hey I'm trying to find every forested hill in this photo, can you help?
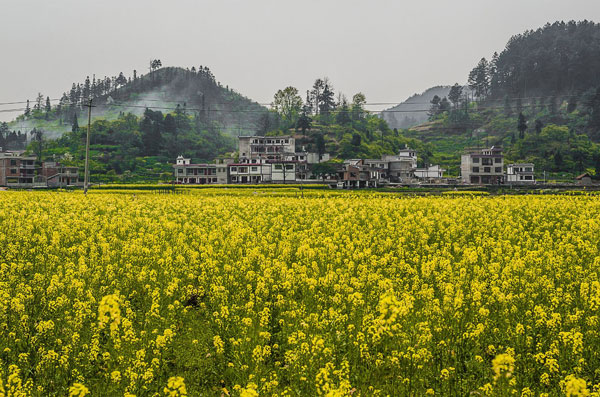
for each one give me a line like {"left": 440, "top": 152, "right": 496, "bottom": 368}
{"left": 468, "top": 20, "right": 600, "bottom": 99}
{"left": 381, "top": 86, "right": 451, "bottom": 129}
{"left": 405, "top": 20, "right": 600, "bottom": 178}
{"left": 9, "top": 65, "right": 268, "bottom": 139}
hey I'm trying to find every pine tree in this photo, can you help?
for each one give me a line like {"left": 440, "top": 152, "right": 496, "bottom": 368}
{"left": 35, "top": 92, "right": 44, "bottom": 111}
{"left": 72, "top": 114, "right": 79, "bottom": 132}
{"left": 82, "top": 76, "right": 91, "bottom": 100}
{"left": 45, "top": 96, "right": 51, "bottom": 120}
{"left": 69, "top": 84, "right": 78, "bottom": 107}
{"left": 297, "top": 102, "right": 313, "bottom": 136}
{"left": 318, "top": 83, "right": 336, "bottom": 123}
{"left": 310, "top": 79, "right": 325, "bottom": 115}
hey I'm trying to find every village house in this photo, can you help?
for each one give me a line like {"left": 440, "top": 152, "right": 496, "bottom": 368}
{"left": 414, "top": 165, "right": 445, "bottom": 181}
{"left": 42, "top": 162, "right": 80, "bottom": 187}
{"left": 384, "top": 147, "right": 418, "bottom": 182}
{"left": 575, "top": 173, "right": 594, "bottom": 186}
{"left": 336, "top": 159, "right": 383, "bottom": 188}
{"left": 0, "top": 151, "right": 81, "bottom": 188}
{"left": 0, "top": 151, "right": 39, "bottom": 187}
{"left": 228, "top": 160, "right": 273, "bottom": 183}
{"left": 506, "top": 163, "right": 535, "bottom": 184}
{"left": 238, "top": 135, "right": 295, "bottom": 160}
{"left": 461, "top": 146, "right": 504, "bottom": 185}
{"left": 173, "top": 156, "right": 219, "bottom": 184}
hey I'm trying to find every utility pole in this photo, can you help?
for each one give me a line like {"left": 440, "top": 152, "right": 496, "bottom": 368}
{"left": 84, "top": 98, "right": 93, "bottom": 194}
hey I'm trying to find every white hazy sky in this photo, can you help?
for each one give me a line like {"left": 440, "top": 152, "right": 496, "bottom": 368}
{"left": 1, "top": 0, "right": 599, "bottom": 121}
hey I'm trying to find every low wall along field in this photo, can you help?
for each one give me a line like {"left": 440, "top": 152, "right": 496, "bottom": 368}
{"left": 0, "top": 190, "right": 599, "bottom": 395}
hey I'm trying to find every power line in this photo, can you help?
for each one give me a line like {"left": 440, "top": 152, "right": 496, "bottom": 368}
{"left": 0, "top": 92, "right": 588, "bottom": 109}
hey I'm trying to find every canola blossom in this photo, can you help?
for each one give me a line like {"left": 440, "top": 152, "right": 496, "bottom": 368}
{"left": 0, "top": 190, "right": 599, "bottom": 395}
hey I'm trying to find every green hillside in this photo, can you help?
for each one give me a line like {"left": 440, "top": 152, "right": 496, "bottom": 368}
{"left": 403, "top": 20, "right": 600, "bottom": 179}
{"left": 8, "top": 65, "right": 268, "bottom": 140}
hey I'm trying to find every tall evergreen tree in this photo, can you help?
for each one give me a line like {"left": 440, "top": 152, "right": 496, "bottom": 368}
{"left": 82, "top": 76, "right": 91, "bottom": 100}
{"left": 318, "top": 83, "right": 336, "bottom": 122}
{"left": 468, "top": 58, "right": 490, "bottom": 99}
{"left": 310, "top": 79, "right": 325, "bottom": 115}
{"left": 45, "top": 96, "right": 51, "bottom": 120}
{"left": 72, "top": 114, "right": 79, "bottom": 132}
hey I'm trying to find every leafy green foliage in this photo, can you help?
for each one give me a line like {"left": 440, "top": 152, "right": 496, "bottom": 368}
{"left": 42, "top": 110, "right": 235, "bottom": 183}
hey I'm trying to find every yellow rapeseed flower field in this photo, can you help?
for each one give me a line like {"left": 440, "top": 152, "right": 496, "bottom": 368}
{"left": 0, "top": 190, "right": 599, "bottom": 396}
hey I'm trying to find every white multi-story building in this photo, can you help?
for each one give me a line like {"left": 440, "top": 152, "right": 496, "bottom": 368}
{"left": 270, "top": 161, "right": 296, "bottom": 183}
{"left": 238, "top": 135, "right": 295, "bottom": 160}
{"left": 506, "top": 163, "right": 535, "bottom": 184}
{"left": 461, "top": 146, "right": 504, "bottom": 184}
{"left": 414, "top": 165, "right": 445, "bottom": 180}
{"left": 173, "top": 156, "right": 219, "bottom": 184}
{"left": 228, "top": 161, "right": 272, "bottom": 184}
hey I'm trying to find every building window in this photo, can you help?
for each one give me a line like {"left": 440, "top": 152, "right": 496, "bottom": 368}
{"left": 274, "top": 164, "right": 282, "bottom": 170}
{"left": 10, "top": 160, "right": 16, "bottom": 166}
{"left": 494, "top": 157, "right": 502, "bottom": 163}
{"left": 484, "top": 167, "right": 491, "bottom": 173}
{"left": 230, "top": 167, "right": 237, "bottom": 172}
{"left": 285, "top": 139, "right": 289, "bottom": 143}
{"left": 251, "top": 167, "right": 258, "bottom": 172}
{"left": 472, "top": 167, "right": 479, "bottom": 173}
{"left": 525, "top": 175, "right": 532, "bottom": 180}
{"left": 231, "top": 176, "right": 237, "bottom": 182}
{"left": 525, "top": 167, "right": 532, "bottom": 172}
{"left": 177, "top": 169, "right": 183, "bottom": 174}
{"left": 285, "top": 164, "right": 294, "bottom": 170}
{"left": 472, "top": 157, "right": 479, "bottom": 163}
{"left": 495, "top": 167, "right": 502, "bottom": 173}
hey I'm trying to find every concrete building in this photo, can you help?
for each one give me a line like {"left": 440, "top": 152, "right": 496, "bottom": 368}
{"left": 270, "top": 161, "right": 296, "bottom": 183}
{"left": 506, "top": 163, "right": 535, "bottom": 184}
{"left": 335, "top": 159, "right": 383, "bottom": 188}
{"left": 461, "top": 146, "right": 504, "bottom": 184}
{"left": 0, "top": 151, "right": 81, "bottom": 188}
{"left": 238, "top": 135, "right": 295, "bottom": 160}
{"left": 42, "top": 162, "right": 80, "bottom": 187}
{"left": 228, "top": 161, "right": 272, "bottom": 183}
{"left": 173, "top": 156, "right": 219, "bottom": 184}
{"left": 383, "top": 148, "right": 418, "bottom": 182}
{"left": 0, "top": 152, "right": 48, "bottom": 188}
{"left": 414, "top": 165, "right": 445, "bottom": 180}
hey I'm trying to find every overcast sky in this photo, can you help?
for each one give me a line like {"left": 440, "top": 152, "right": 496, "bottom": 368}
{"left": 1, "top": 0, "right": 599, "bottom": 121}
